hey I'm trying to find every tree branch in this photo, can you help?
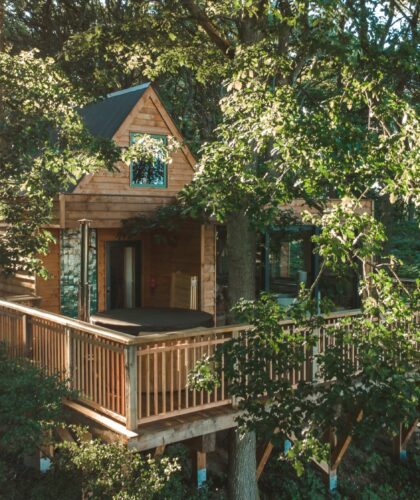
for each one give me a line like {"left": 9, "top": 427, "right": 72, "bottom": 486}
{"left": 181, "top": 0, "right": 235, "bottom": 58}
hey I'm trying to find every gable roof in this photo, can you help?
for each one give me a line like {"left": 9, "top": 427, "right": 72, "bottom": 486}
{"left": 79, "top": 83, "right": 151, "bottom": 138}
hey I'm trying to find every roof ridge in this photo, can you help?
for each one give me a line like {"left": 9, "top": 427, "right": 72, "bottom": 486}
{"left": 107, "top": 82, "right": 151, "bottom": 99}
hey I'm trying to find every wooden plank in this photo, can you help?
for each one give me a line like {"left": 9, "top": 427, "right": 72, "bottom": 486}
{"left": 129, "top": 408, "right": 240, "bottom": 452}
{"left": 64, "top": 400, "right": 138, "bottom": 440}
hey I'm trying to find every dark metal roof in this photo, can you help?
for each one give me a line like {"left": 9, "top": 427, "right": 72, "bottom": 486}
{"left": 79, "top": 83, "right": 151, "bottom": 138}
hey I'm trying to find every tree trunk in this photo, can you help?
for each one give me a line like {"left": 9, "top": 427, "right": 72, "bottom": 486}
{"left": 226, "top": 210, "right": 256, "bottom": 317}
{"left": 226, "top": 210, "right": 258, "bottom": 500}
{"left": 228, "top": 429, "right": 258, "bottom": 500}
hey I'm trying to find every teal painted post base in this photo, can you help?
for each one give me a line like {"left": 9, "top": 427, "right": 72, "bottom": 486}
{"left": 197, "top": 468, "right": 207, "bottom": 488}
{"left": 284, "top": 439, "right": 292, "bottom": 454}
{"left": 399, "top": 449, "right": 408, "bottom": 462}
{"left": 329, "top": 469, "right": 338, "bottom": 492}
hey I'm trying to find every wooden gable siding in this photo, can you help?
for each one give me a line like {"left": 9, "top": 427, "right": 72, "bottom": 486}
{"left": 56, "top": 88, "right": 196, "bottom": 229}
{"left": 59, "top": 193, "right": 174, "bottom": 229}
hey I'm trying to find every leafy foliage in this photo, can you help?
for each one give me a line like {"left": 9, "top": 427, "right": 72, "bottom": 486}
{"left": 0, "top": 344, "right": 71, "bottom": 496}
{"left": 0, "top": 50, "right": 120, "bottom": 275}
{"left": 190, "top": 199, "right": 420, "bottom": 469}
{"left": 53, "top": 428, "right": 183, "bottom": 500}
{"left": 0, "top": 345, "right": 70, "bottom": 457}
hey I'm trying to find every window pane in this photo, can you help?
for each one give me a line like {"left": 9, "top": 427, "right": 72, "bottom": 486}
{"left": 131, "top": 156, "right": 165, "bottom": 186}
{"left": 130, "top": 133, "right": 167, "bottom": 187}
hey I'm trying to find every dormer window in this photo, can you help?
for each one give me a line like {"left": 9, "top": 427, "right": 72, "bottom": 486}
{"left": 129, "top": 132, "right": 167, "bottom": 188}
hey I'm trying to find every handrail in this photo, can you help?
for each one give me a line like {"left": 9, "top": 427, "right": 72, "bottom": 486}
{"left": 0, "top": 299, "right": 363, "bottom": 346}
{"left": 0, "top": 299, "right": 135, "bottom": 344}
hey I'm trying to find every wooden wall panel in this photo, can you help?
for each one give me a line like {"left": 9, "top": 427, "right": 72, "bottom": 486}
{"left": 96, "top": 222, "right": 204, "bottom": 313}
{"left": 0, "top": 273, "right": 36, "bottom": 296}
{"left": 62, "top": 193, "right": 174, "bottom": 229}
{"left": 35, "top": 229, "right": 60, "bottom": 313}
{"left": 143, "top": 221, "right": 202, "bottom": 308}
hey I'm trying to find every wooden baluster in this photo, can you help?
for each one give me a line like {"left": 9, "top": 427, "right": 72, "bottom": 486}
{"left": 162, "top": 343, "right": 166, "bottom": 415}
{"left": 311, "top": 326, "right": 320, "bottom": 383}
{"left": 177, "top": 341, "right": 181, "bottom": 410}
{"left": 170, "top": 345, "right": 174, "bottom": 412}
{"left": 138, "top": 351, "right": 142, "bottom": 420}
{"left": 22, "top": 314, "right": 33, "bottom": 360}
{"left": 154, "top": 343, "right": 158, "bottom": 416}
{"left": 146, "top": 348, "right": 151, "bottom": 417}
{"left": 185, "top": 341, "right": 189, "bottom": 409}
{"left": 65, "top": 327, "right": 73, "bottom": 389}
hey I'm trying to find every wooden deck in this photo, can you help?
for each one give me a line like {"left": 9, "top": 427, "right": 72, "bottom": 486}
{"left": 0, "top": 298, "right": 361, "bottom": 451}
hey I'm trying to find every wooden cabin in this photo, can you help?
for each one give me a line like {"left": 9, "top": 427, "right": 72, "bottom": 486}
{"left": 0, "top": 83, "right": 373, "bottom": 326}
{"left": 0, "top": 83, "right": 216, "bottom": 324}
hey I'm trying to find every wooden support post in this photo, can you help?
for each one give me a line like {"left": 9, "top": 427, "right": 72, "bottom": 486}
{"left": 22, "top": 314, "right": 33, "bottom": 359}
{"left": 328, "top": 468, "right": 338, "bottom": 492}
{"left": 231, "top": 330, "right": 240, "bottom": 409}
{"left": 195, "top": 450, "right": 207, "bottom": 489}
{"left": 187, "top": 433, "right": 216, "bottom": 453}
{"left": 392, "top": 421, "right": 418, "bottom": 462}
{"left": 124, "top": 344, "right": 138, "bottom": 432}
{"left": 187, "top": 433, "right": 215, "bottom": 489}
{"left": 284, "top": 439, "right": 292, "bottom": 454}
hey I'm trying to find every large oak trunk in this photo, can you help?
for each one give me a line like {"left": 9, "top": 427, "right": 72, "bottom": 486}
{"left": 226, "top": 210, "right": 258, "bottom": 500}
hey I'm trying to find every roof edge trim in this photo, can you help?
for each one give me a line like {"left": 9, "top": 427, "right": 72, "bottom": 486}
{"left": 107, "top": 82, "right": 151, "bottom": 98}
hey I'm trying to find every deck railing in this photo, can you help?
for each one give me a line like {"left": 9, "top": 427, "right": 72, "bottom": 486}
{"left": 0, "top": 299, "right": 362, "bottom": 431}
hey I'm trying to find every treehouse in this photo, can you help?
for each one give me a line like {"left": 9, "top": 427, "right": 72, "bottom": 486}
{"left": 1, "top": 83, "right": 216, "bottom": 330}
{"left": 0, "top": 82, "right": 373, "bottom": 328}
{"left": 0, "top": 83, "right": 382, "bottom": 488}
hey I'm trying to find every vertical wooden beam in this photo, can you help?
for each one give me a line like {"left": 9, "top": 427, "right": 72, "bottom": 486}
{"left": 328, "top": 468, "right": 338, "bottom": 492}
{"left": 124, "top": 344, "right": 138, "bottom": 431}
{"left": 59, "top": 194, "right": 66, "bottom": 228}
{"left": 22, "top": 314, "right": 33, "bottom": 359}
{"left": 391, "top": 421, "right": 418, "bottom": 462}
{"left": 311, "top": 327, "right": 320, "bottom": 382}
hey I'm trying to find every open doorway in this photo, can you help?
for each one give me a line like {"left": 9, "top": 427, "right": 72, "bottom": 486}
{"left": 106, "top": 241, "right": 141, "bottom": 310}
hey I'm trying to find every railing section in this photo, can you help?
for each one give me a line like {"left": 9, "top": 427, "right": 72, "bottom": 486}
{"left": 0, "top": 301, "right": 130, "bottom": 425}
{"left": 0, "top": 299, "right": 367, "bottom": 432}
{"left": 134, "top": 327, "right": 239, "bottom": 425}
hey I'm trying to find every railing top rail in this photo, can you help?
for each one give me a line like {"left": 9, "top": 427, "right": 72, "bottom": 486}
{"left": 0, "top": 299, "right": 362, "bottom": 346}
{"left": 0, "top": 299, "right": 135, "bottom": 345}
{"left": 133, "top": 310, "right": 362, "bottom": 344}
{"left": 134, "top": 324, "right": 250, "bottom": 344}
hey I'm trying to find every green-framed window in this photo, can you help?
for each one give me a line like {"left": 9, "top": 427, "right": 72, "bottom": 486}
{"left": 129, "top": 132, "right": 167, "bottom": 188}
